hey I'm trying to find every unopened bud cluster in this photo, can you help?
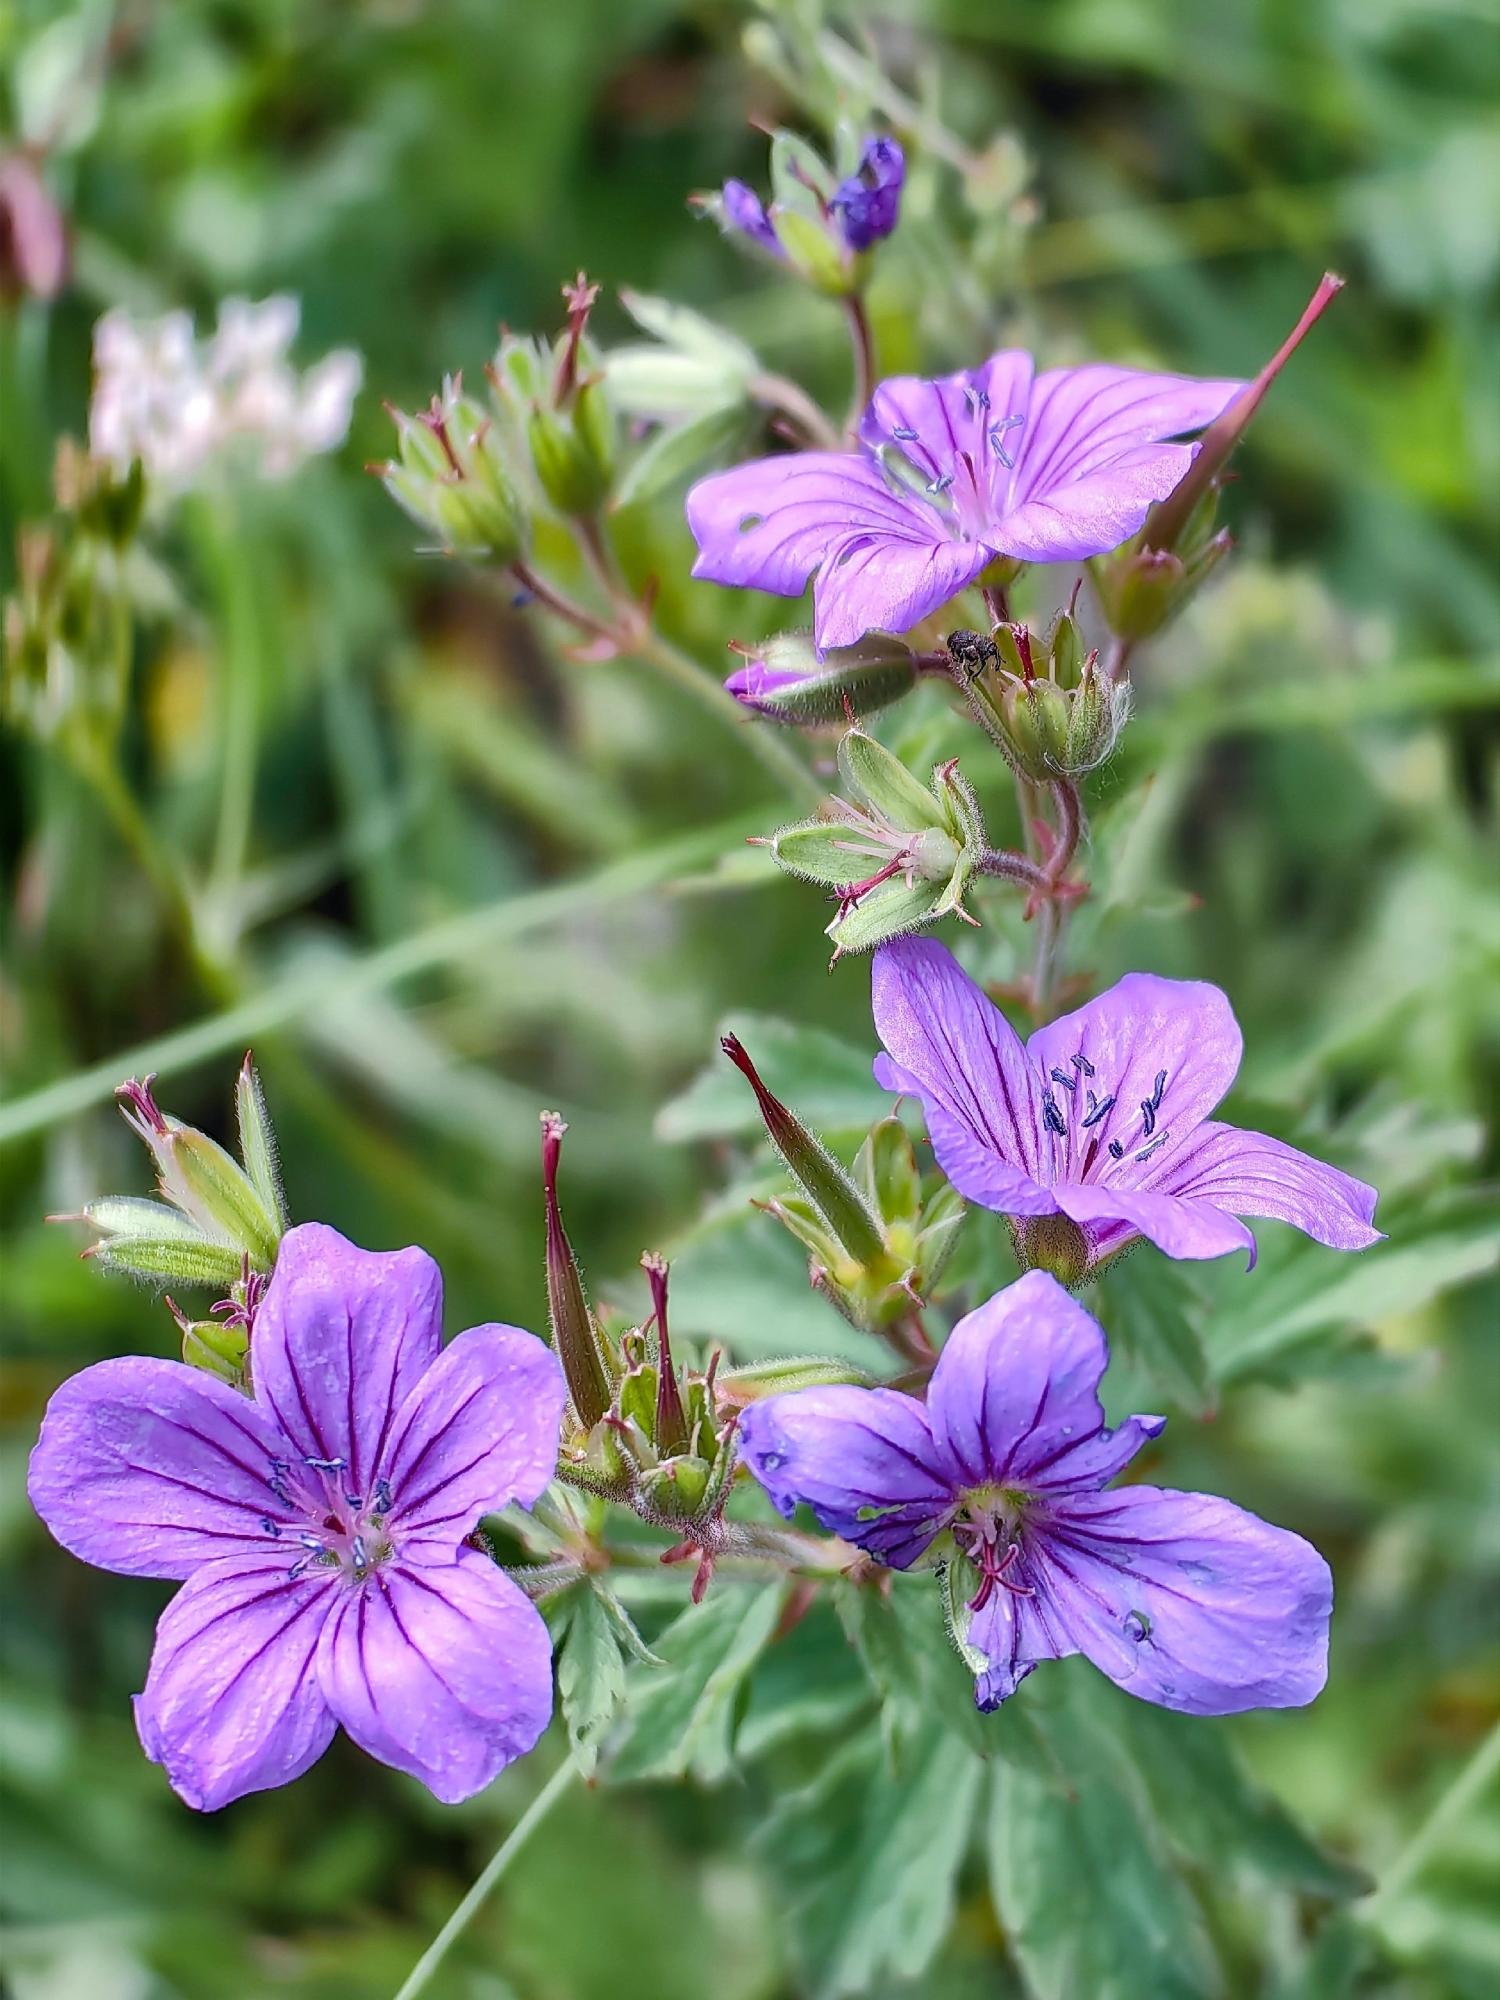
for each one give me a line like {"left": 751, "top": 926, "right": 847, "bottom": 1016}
{"left": 1090, "top": 486, "right": 1232, "bottom": 642}
{"left": 770, "top": 726, "right": 986, "bottom": 955}
{"left": 703, "top": 131, "right": 906, "bottom": 296}
{"left": 954, "top": 611, "right": 1128, "bottom": 783}
{"left": 378, "top": 274, "right": 617, "bottom": 559}
{"left": 60, "top": 1056, "right": 289, "bottom": 1384}
{"left": 721, "top": 1037, "right": 964, "bottom": 1336}
{"left": 541, "top": 1115, "right": 737, "bottom": 1532}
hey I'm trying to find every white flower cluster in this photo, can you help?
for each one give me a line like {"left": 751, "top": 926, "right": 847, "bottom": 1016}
{"left": 89, "top": 295, "right": 362, "bottom": 492}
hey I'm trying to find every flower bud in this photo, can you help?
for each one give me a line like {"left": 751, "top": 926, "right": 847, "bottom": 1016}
{"left": 724, "top": 630, "right": 918, "bottom": 724}
{"left": 1012, "top": 1212, "right": 1090, "bottom": 1289}
{"left": 115, "top": 1076, "right": 280, "bottom": 1267}
{"left": 492, "top": 274, "right": 617, "bottom": 518}
{"left": 699, "top": 129, "right": 905, "bottom": 296}
{"left": 379, "top": 376, "right": 529, "bottom": 561}
{"left": 958, "top": 623, "right": 1125, "bottom": 781}
{"left": 540, "top": 1112, "right": 613, "bottom": 1430}
{"left": 766, "top": 728, "right": 987, "bottom": 956}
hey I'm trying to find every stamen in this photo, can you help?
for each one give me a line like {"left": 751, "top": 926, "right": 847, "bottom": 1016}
{"left": 351, "top": 1535, "right": 369, "bottom": 1571}
{"left": 1050, "top": 1068, "right": 1077, "bottom": 1094}
{"left": 1080, "top": 1093, "right": 1115, "bottom": 1129}
{"left": 373, "top": 1479, "right": 393, "bottom": 1513}
{"left": 926, "top": 472, "right": 954, "bottom": 496}
{"left": 296, "top": 1532, "right": 326, "bottom": 1552}
{"left": 1043, "top": 1094, "right": 1067, "bottom": 1137}
{"left": 1071, "top": 1052, "right": 1095, "bottom": 1077}
{"left": 1135, "top": 1131, "right": 1170, "bottom": 1163}
{"left": 988, "top": 414, "right": 1025, "bottom": 467}
{"left": 1150, "top": 1070, "right": 1168, "bottom": 1111}
{"left": 260, "top": 1517, "right": 281, "bottom": 1537}
{"left": 1108, "top": 1139, "right": 1125, "bottom": 1160}
{"left": 304, "top": 1455, "right": 347, "bottom": 1473}
{"left": 892, "top": 425, "right": 919, "bottom": 441}
{"left": 1139, "top": 1098, "right": 1157, "bottom": 1138}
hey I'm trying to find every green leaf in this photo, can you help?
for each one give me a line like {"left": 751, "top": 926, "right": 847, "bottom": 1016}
{"left": 552, "top": 1583, "right": 629, "bottom": 1777}
{"left": 1113, "top": 1698, "right": 1367, "bottom": 1898}
{"left": 1092, "top": 1254, "right": 1215, "bottom": 1416}
{"left": 608, "top": 1581, "right": 782, "bottom": 1785}
{"left": 655, "top": 1012, "right": 889, "bottom": 1144}
{"left": 614, "top": 403, "right": 750, "bottom": 508}
{"left": 987, "top": 1666, "right": 1217, "bottom": 2000}
{"left": 757, "top": 1720, "right": 983, "bottom": 1998}
{"left": 615, "top": 290, "right": 759, "bottom": 374}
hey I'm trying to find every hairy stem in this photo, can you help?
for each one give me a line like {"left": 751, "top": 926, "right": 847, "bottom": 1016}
{"left": 749, "top": 371, "right": 842, "bottom": 450}
{"left": 392, "top": 1761, "right": 576, "bottom": 2000}
{"left": 842, "top": 293, "right": 876, "bottom": 434}
{"left": 1031, "top": 777, "right": 1083, "bottom": 1021}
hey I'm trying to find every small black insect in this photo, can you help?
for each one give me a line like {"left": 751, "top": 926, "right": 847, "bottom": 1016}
{"left": 946, "top": 628, "right": 998, "bottom": 683}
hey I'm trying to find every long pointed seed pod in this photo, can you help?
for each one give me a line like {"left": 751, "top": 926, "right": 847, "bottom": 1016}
{"left": 540, "top": 1112, "right": 611, "bottom": 1428}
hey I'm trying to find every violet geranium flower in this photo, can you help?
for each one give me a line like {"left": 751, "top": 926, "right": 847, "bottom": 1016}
{"left": 828, "top": 136, "right": 906, "bottom": 252}
{"left": 740, "top": 1269, "right": 1333, "bottom": 1713}
{"left": 686, "top": 355, "right": 1243, "bottom": 652}
{"left": 872, "top": 937, "right": 1380, "bottom": 1277}
{"left": 27, "top": 1222, "right": 566, "bottom": 1810}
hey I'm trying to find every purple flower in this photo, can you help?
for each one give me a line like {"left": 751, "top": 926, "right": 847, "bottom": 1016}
{"left": 686, "top": 354, "right": 1244, "bottom": 652}
{"left": 740, "top": 1269, "right": 1332, "bottom": 1713}
{"left": 829, "top": 137, "right": 905, "bottom": 252}
{"left": 27, "top": 1222, "right": 566, "bottom": 1810}
{"left": 720, "top": 177, "right": 783, "bottom": 256}
{"left": 725, "top": 657, "right": 807, "bottom": 709}
{"left": 872, "top": 937, "right": 1380, "bottom": 1275}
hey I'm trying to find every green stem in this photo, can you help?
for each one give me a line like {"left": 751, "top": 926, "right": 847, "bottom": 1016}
{"left": 749, "top": 371, "right": 841, "bottom": 450}
{"left": 635, "top": 628, "right": 822, "bottom": 805}
{"left": 1363, "top": 1720, "right": 1500, "bottom": 1921}
{"left": 391, "top": 1761, "right": 576, "bottom": 2000}
{"left": 1030, "top": 777, "right": 1082, "bottom": 1022}
{"left": 842, "top": 293, "right": 876, "bottom": 433}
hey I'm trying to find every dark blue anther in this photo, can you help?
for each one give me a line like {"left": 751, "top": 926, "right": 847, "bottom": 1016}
{"left": 373, "top": 1479, "right": 393, "bottom": 1513}
{"left": 304, "top": 1455, "right": 347, "bottom": 1473}
{"left": 260, "top": 1517, "right": 281, "bottom": 1538}
{"left": 926, "top": 473, "right": 954, "bottom": 496}
{"left": 345, "top": 1492, "right": 362, "bottom": 1508}
{"left": 1150, "top": 1070, "right": 1168, "bottom": 1111}
{"left": 1043, "top": 1095, "right": 1067, "bottom": 1137}
{"left": 1139, "top": 1098, "right": 1157, "bottom": 1138}
{"left": 352, "top": 1535, "right": 369, "bottom": 1571}
{"left": 288, "top": 1555, "right": 313, "bottom": 1581}
{"left": 1135, "top": 1131, "right": 1169, "bottom": 1163}
{"left": 892, "top": 425, "right": 919, "bottom": 441}
{"left": 988, "top": 414, "right": 1025, "bottom": 467}
{"left": 510, "top": 589, "right": 535, "bottom": 610}
{"left": 1050, "top": 1067, "right": 1077, "bottom": 1094}
{"left": 297, "top": 1531, "right": 325, "bottom": 1552}
{"left": 1081, "top": 1092, "right": 1115, "bottom": 1129}
{"left": 975, "top": 388, "right": 990, "bottom": 410}
{"left": 1108, "top": 1139, "right": 1125, "bottom": 1160}
{"left": 1070, "top": 1051, "right": 1095, "bottom": 1077}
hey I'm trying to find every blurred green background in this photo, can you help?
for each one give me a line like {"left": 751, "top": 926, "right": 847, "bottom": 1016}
{"left": 1, "top": 1, "right": 1497, "bottom": 1996}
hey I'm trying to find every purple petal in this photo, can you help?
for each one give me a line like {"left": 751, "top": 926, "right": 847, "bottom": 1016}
{"left": 871, "top": 938, "right": 1053, "bottom": 1211}
{"left": 810, "top": 528, "right": 991, "bottom": 652}
{"left": 860, "top": 353, "right": 1036, "bottom": 493}
{"left": 967, "top": 1554, "right": 1077, "bottom": 1709}
{"left": 994, "top": 442, "right": 1207, "bottom": 564}
{"left": 134, "top": 1555, "right": 338, "bottom": 1809}
{"left": 721, "top": 179, "right": 781, "bottom": 254}
{"left": 1035, "top": 1486, "right": 1332, "bottom": 1715}
{"left": 724, "top": 660, "right": 808, "bottom": 708}
{"left": 829, "top": 137, "right": 905, "bottom": 252}
{"left": 252, "top": 1223, "right": 443, "bottom": 1501}
{"left": 382, "top": 1325, "right": 565, "bottom": 1559}
{"left": 737, "top": 1386, "right": 954, "bottom": 1568}
{"left": 686, "top": 451, "right": 938, "bottom": 600}
{"left": 927, "top": 1271, "right": 1163, "bottom": 1494}
{"left": 1145, "top": 1120, "right": 1382, "bottom": 1254}
{"left": 999, "top": 363, "right": 1243, "bottom": 551}
{"left": 1054, "top": 1180, "right": 1256, "bottom": 1266}
{"left": 1028, "top": 972, "right": 1244, "bottom": 1182}
{"left": 28, "top": 1356, "right": 291, "bottom": 1580}
{"left": 316, "top": 1551, "right": 553, "bottom": 1803}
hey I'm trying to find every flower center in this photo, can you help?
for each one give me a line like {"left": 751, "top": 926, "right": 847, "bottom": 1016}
{"left": 953, "top": 1487, "right": 1035, "bottom": 1612}
{"left": 262, "top": 1453, "right": 396, "bottom": 1584}
{"left": 1038, "top": 1048, "right": 1174, "bottom": 1179}
{"left": 875, "top": 386, "right": 1026, "bottom": 543}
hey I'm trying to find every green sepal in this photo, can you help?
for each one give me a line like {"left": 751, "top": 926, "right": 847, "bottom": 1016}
{"left": 88, "top": 1236, "right": 250, "bottom": 1290}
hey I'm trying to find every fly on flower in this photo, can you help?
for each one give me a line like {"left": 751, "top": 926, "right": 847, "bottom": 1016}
{"left": 686, "top": 355, "right": 1243, "bottom": 652}
{"left": 27, "top": 1223, "right": 565, "bottom": 1809}
{"left": 739, "top": 1270, "right": 1333, "bottom": 1715}
{"left": 870, "top": 937, "right": 1380, "bottom": 1280}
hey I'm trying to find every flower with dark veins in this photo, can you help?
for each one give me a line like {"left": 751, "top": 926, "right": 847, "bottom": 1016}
{"left": 870, "top": 936, "right": 1380, "bottom": 1278}
{"left": 27, "top": 1222, "right": 565, "bottom": 1809}
{"left": 686, "top": 354, "right": 1243, "bottom": 652}
{"left": 740, "top": 1270, "right": 1334, "bottom": 1714}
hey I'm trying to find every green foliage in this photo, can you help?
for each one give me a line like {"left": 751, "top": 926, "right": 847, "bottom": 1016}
{"left": 1, "top": 0, "right": 1496, "bottom": 1996}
